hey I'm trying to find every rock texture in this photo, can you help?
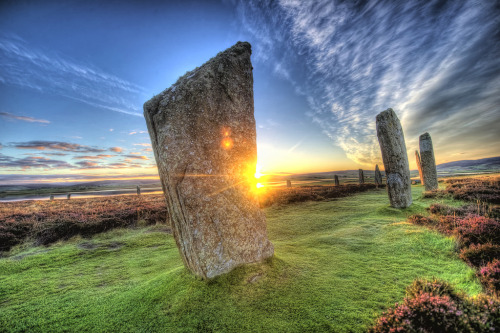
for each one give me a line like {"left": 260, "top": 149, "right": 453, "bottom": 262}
{"left": 415, "top": 150, "right": 424, "bottom": 186}
{"left": 419, "top": 132, "right": 438, "bottom": 191}
{"left": 286, "top": 180, "right": 292, "bottom": 188}
{"left": 136, "top": 186, "right": 141, "bottom": 195}
{"left": 374, "top": 165, "right": 383, "bottom": 186}
{"left": 358, "top": 169, "right": 364, "bottom": 184}
{"left": 376, "top": 108, "right": 412, "bottom": 208}
{"left": 143, "top": 42, "right": 274, "bottom": 279}
{"left": 334, "top": 175, "right": 340, "bottom": 186}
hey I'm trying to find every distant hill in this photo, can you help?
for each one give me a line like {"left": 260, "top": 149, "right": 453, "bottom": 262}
{"left": 437, "top": 156, "right": 500, "bottom": 170}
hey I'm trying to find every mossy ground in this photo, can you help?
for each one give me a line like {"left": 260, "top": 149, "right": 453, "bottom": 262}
{"left": 0, "top": 185, "right": 482, "bottom": 332}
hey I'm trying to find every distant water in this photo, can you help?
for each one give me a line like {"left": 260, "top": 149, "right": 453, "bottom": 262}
{"left": 0, "top": 187, "right": 164, "bottom": 203}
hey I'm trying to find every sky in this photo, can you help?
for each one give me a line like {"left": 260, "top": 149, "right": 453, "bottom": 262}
{"left": 0, "top": 0, "right": 499, "bottom": 185}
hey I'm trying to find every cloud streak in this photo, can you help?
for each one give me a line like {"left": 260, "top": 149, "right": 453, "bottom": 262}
{"left": 0, "top": 111, "right": 50, "bottom": 124}
{"left": 10, "top": 141, "right": 106, "bottom": 153}
{"left": 0, "top": 34, "right": 145, "bottom": 117}
{"left": 236, "top": 0, "right": 500, "bottom": 165}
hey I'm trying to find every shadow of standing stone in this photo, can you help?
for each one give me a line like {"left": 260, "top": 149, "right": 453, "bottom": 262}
{"left": 143, "top": 42, "right": 274, "bottom": 279}
{"left": 419, "top": 132, "right": 438, "bottom": 191}
{"left": 376, "top": 108, "right": 412, "bottom": 208}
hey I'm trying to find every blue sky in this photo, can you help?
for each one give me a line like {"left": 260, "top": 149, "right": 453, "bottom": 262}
{"left": 1, "top": 0, "right": 499, "bottom": 184}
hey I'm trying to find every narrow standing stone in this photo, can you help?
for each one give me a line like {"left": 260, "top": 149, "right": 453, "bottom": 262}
{"left": 334, "top": 175, "right": 340, "bottom": 186}
{"left": 286, "top": 179, "right": 292, "bottom": 188}
{"left": 137, "top": 186, "right": 141, "bottom": 195}
{"left": 415, "top": 150, "right": 424, "bottom": 186}
{"left": 67, "top": 193, "right": 71, "bottom": 200}
{"left": 419, "top": 132, "right": 438, "bottom": 191}
{"left": 144, "top": 42, "right": 274, "bottom": 279}
{"left": 49, "top": 194, "right": 54, "bottom": 201}
{"left": 376, "top": 108, "right": 412, "bottom": 208}
{"left": 358, "top": 169, "right": 364, "bottom": 184}
{"left": 374, "top": 165, "right": 382, "bottom": 186}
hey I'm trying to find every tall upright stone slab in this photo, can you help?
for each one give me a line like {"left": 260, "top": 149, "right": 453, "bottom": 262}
{"left": 144, "top": 42, "right": 274, "bottom": 279}
{"left": 358, "top": 169, "right": 364, "bottom": 184}
{"left": 419, "top": 132, "right": 438, "bottom": 191}
{"left": 286, "top": 179, "right": 292, "bottom": 188}
{"left": 376, "top": 108, "right": 412, "bottom": 208}
{"left": 415, "top": 150, "right": 424, "bottom": 186}
{"left": 334, "top": 175, "right": 340, "bottom": 186}
{"left": 374, "top": 165, "right": 382, "bottom": 186}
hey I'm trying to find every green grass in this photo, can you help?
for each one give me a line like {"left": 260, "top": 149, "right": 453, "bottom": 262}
{"left": 0, "top": 185, "right": 482, "bottom": 332}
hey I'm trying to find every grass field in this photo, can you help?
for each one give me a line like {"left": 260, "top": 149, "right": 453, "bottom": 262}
{"left": 0, "top": 185, "right": 482, "bottom": 332}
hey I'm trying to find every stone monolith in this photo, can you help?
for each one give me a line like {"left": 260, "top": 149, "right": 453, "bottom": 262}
{"left": 136, "top": 186, "right": 141, "bottom": 195}
{"left": 67, "top": 193, "right": 71, "bottom": 200}
{"left": 376, "top": 108, "right": 412, "bottom": 208}
{"left": 143, "top": 42, "right": 274, "bottom": 279}
{"left": 286, "top": 179, "right": 292, "bottom": 188}
{"left": 375, "top": 165, "right": 382, "bottom": 186}
{"left": 419, "top": 132, "right": 438, "bottom": 191}
{"left": 358, "top": 169, "right": 364, "bottom": 184}
{"left": 415, "top": 150, "right": 424, "bottom": 186}
{"left": 334, "top": 175, "right": 340, "bottom": 186}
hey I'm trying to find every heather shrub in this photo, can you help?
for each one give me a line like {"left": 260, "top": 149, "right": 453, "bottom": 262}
{"left": 405, "top": 278, "right": 463, "bottom": 302}
{"left": 460, "top": 243, "right": 500, "bottom": 267}
{"left": 454, "top": 215, "right": 500, "bottom": 247}
{"left": 371, "top": 278, "right": 500, "bottom": 332}
{"left": 428, "top": 203, "right": 476, "bottom": 217}
{"left": 407, "top": 214, "right": 436, "bottom": 227}
{"left": 479, "top": 259, "right": 500, "bottom": 297}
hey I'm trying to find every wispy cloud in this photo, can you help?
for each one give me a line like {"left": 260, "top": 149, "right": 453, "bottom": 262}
{"left": 10, "top": 140, "right": 106, "bottom": 153}
{"left": 0, "top": 153, "right": 75, "bottom": 170}
{"left": 124, "top": 154, "right": 149, "bottom": 160}
{"left": 0, "top": 33, "right": 146, "bottom": 117}
{"left": 73, "top": 154, "right": 113, "bottom": 160}
{"left": 133, "top": 143, "right": 151, "bottom": 147}
{"left": 110, "top": 147, "right": 123, "bottom": 153}
{"left": 0, "top": 111, "right": 50, "bottom": 124}
{"left": 236, "top": 0, "right": 500, "bottom": 165}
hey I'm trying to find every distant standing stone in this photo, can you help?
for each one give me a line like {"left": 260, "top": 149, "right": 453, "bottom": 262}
{"left": 49, "top": 194, "right": 54, "bottom": 201}
{"left": 67, "top": 193, "right": 71, "bottom": 200}
{"left": 376, "top": 108, "right": 412, "bottom": 208}
{"left": 374, "top": 165, "right": 382, "bottom": 186}
{"left": 286, "top": 179, "right": 292, "bottom": 188}
{"left": 136, "top": 186, "right": 141, "bottom": 195}
{"left": 415, "top": 150, "right": 424, "bottom": 186}
{"left": 419, "top": 132, "right": 438, "bottom": 191}
{"left": 334, "top": 175, "right": 340, "bottom": 186}
{"left": 358, "top": 169, "right": 364, "bottom": 184}
{"left": 144, "top": 41, "right": 274, "bottom": 279}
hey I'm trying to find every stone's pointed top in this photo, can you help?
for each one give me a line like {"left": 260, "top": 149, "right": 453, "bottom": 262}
{"left": 419, "top": 132, "right": 434, "bottom": 152}
{"left": 144, "top": 41, "right": 253, "bottom": 115}
{"left": 376, "top": 108, "right": 396, "bottom": 121}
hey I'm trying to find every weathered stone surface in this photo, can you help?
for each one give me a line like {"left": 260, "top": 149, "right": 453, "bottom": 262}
{"left": 334, "top": 175, "right": 340, "bottom": 186}
{"left": 374, "top": 165, "right": 383, "bottom": 186}
{"left": 415, "top": 150, "right": 424, "bottom": 186}
{"left": 358, "top": 169, "right": 364, "bottom": 184}
{"left": 419, "top": 132, "right": 438, "bottom": 191}
{"left": 49, "top": 194, "right": 54, "bottom": 201}
{"left": 67, "top": 193, "right": 71, "bottom": 200}
{"left": 144, "top": 42, "right": 274, "bottom": 279}
{"left": 286, "top": 179, "right": 292, "bottom": 188}
{"left": 376, "top": 108, "right": 412, "bottom": 208}
{"left": 136, "top": 186, "right": 141, "bottom": 195}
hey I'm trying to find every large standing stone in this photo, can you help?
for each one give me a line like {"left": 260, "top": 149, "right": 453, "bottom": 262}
{"left": 419, "top": 132, "right": 438, "bottom": 191}
{"left": 415, "top": 150, "right": 424, "bottom": 186}
{"left": 334, "top": 175, "right": 340, "bottom": 186}
{"left": 358, "top": 169, "right": 365, "bottom": 184}
{"left": 374, "top": 165, "right": 382, "bottom": 186}
{"left": 376, "top": 108, "right": 412, "bottom": 208}
{"left": 286, "top": 179, "right": 292, "bottom": 188}
{"left": 143, "top": 42, "right": 274, "bottom": 279}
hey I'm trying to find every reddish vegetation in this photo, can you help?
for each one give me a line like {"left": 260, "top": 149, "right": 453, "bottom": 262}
{"left": 443, "top": 177, "right": 500, "bottom": 204}
{"left": 0, "top": 195, "right": 169, "bottom": 251}
{"left": 370, "top": 279, "right": 500, "bottom": 332}
{"left": 479, "top": 260, "right": 500, "bottom": 297}
{"left": 258, "top": 183, "right": 381, "bottom": 207}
